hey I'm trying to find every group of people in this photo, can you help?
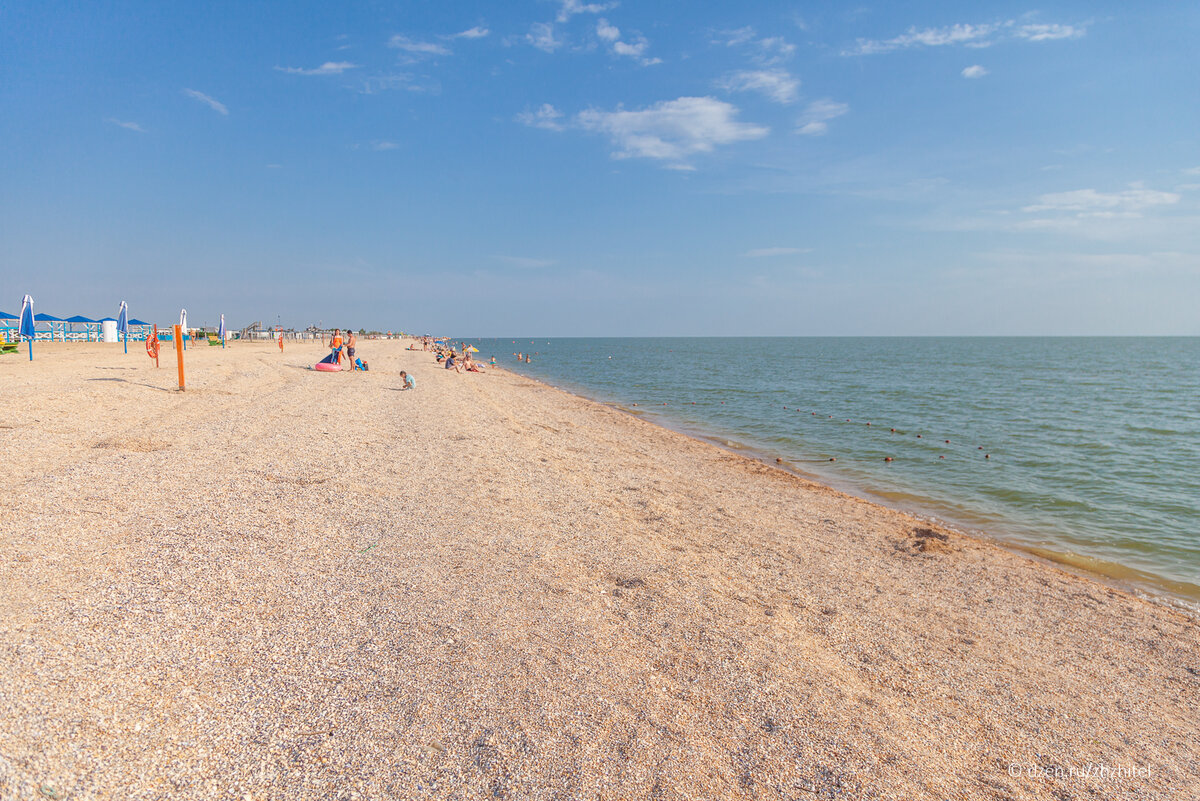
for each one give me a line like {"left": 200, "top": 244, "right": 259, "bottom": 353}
{"left": 327, "top": 328, "right": 365, "bottom": 370}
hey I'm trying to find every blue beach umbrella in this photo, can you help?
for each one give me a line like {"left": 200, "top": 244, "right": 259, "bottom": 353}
{"left": 19, "top": 295, "right": 34, "bottom": 360}
{"left": 180, "top": 308, "right": 187, "bottom": 350}
{"left": 218, "top": 314, "right": 226, "bottom": 348}
{"left": 117, "top": 301, "right": 129, "bottom": 354}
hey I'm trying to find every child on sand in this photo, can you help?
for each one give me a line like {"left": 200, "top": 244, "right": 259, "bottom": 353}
{"left": 400, "top": 371, "right": 414, "bottom": 390}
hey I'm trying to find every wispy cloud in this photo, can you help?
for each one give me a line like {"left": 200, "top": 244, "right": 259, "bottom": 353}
{"left": 1022, "top": 187, "right": 1180, "bottom": 217}
{"left": 276, "top": 61, "right": 358, "bottom": 76}
{"left": 961, "top": 64, "right": 988, "bottom": 78}
{"left": 372, "top": 141, "right": 399, "bottom": 151}
{"left": 557, "top": 0, "right": 617, "bottom": 23}
{"left": 517, "top": 104, "right": 566, "bottom": 131}
{"left": 717, "top": 27, "right": 795, "bottom": 66}
{"left": 796, "top": 99, "right": 849, "bottom": 135}
{"left": 182, "top": 88, "right": 228, "bottom": 115}
{"left": 106, "top": 118, "right": 146, "bottom": 133}
{"left": 359, "top": 73, "right": 439, "bottom": 94}
{"left": 717, "top": 69, "right": 800, "bottom": 104}
{"left": 844, "top": 19, "right": 1087, "bottom": 55}
{"left": 576, "top": 96, "right": 768, "bottom": 167}
{"left": 1016, "top": 23, "right": 1085, "bottom": 42}
{"left": 452, "top": 26, "right": 490, "bottom": 39}
{"left": 495, "top": 255, "right": 557, "bottom": 269}
{"left": 595, "top": 19, "right": 659, "bottom": 65}
{"left": 744, "top": 247, "right": 812, "bottom": 257}
{"left": 526, "top": 22, "right": 563, "bottom": 53}
{"left": 388, "top": 35, "right": 451, "bottom": 57}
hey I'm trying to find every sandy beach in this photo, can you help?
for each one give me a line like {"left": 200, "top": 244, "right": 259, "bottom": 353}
{"left": 1, "top": 339, "right": 1196, "bottom": 800}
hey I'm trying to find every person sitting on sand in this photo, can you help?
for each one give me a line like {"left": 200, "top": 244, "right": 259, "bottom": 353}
{"left": 328, "top": 329, "right": 344, "bottom": 364}
{"left": 400, "top": 371, "right": 414, "bottom": 390}
{"left": 445, "top": 353, "right": 457, "bottom": 371}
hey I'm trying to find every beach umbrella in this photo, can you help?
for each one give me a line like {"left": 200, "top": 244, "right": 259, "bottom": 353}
{"left": 466, "top": 346, "right": 479, "bottom": 353}
{"left": 117, "top": 301, "right": 129, "bottom": 354}
{"left": 180, "top": 308, "right": 188, "bottom": 350}
{"left": 218, "top": 314, "right": 226, "bottom": 348}
{"left": 19, "top": 295, "right": 34, "bottom": 360}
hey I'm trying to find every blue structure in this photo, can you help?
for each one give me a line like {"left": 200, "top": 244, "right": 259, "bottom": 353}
{"left": 65, "top": 315, "right": 100, "bottom": 341}
{"left": 33, "top": 312, "right": 67, "bottom": 341}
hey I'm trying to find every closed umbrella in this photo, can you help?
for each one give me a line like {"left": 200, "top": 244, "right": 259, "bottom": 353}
{"left": 218, "top": 314, "right": 226, "bottom": 348}
{"left": 19, "top": 295, "right": 34, "bottom": 360}
{"left": 117, "top": 301, "right": 129, "bottom": 354}
{"left": 180, "top": 308, "right": 188, "bottom": 350}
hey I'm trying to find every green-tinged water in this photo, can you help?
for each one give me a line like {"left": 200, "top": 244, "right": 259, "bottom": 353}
{"left": 472, "top": 337, "right": 1200, "bottom": 609}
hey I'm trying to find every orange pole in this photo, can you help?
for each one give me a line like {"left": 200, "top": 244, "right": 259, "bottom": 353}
{"left": 174, "top": 324, "right": 185, "bottom": 390}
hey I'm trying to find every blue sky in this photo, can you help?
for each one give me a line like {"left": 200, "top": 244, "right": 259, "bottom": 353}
{"left": 2, "top": 1, "right": 1197, "bottom": 335}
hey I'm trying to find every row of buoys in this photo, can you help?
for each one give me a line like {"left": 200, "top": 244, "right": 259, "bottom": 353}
{"left": 781, "top": 404, "right": 993, "bottom": 461}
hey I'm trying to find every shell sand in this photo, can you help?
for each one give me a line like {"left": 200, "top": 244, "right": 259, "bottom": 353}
{"left": 1, "top": 340, "right": 1197, "bottom": 800}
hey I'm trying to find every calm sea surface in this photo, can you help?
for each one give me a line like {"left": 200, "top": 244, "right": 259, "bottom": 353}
{"left": 471, "top": 337, "right": 1200, "bottom": 608}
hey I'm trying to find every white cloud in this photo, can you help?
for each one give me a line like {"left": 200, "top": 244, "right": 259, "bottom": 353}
{"left": 453, "top": 26, "right": 490, "bottom": 39}
{"left": 576, "top": 96, "right": 768, "bottom": 166}
{"left": 372, "top": 141, "right": 399, "bottom": 151}
{"left": 355, "top": 73, "right": 436, "bottom": 94}
{"left": 594, "top": 18, "right": 658, "bottom": 64}
{"left": 744, "top": 247, "right": 812, "bottom": 257}
{"left": 1023, "top": 187, "right": 1180, "bottom": 217}
{"left": 1016, "top": 23, "right": 1085, "bottom": 41}
{"left": 517, "top": 104, "right": 565, "bottom": 131}
{"left": 845, "top": 19, "right": 1087, "bottom": 55}
{"left": 718, "top": 27, "right": 795, "bottom": 66}
{"left": 596, "top": 19, "right": 620, "bottom": 42}
{"left": 961, "top": 65, "right": 988, "bottom": 78}
{"left": 527, "top": 22, "right": 563, "bottom": 53}
{"left": 276, "top": 61, "right": 358, "bottom": 76}
{"left": 496, "top": 255, "right": 556, "bottom": 269}
{"left": 388, "top": 35, "right": 451, "bottom": 56}
{"left": 796, "top": 99, "right": 849, "bottom": 135}
{"left": 182, "top": 88, "right": 228, "bottom": 115}
{"left": 106, "top": 118, "right": 146, "bottom": 133}
{"left": 717, "top": 69, "right": 800, "bottom": 104}
{"left": 1182, "top": 167, "right": 1200, "bottom": 176}
{"left": 557, "top": 0, "right": 617, "bottom": 23}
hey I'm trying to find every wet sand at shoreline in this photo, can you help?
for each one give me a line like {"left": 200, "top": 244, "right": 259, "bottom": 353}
{"left": 1, "top": 340, "right": 1197, "bottom": 800}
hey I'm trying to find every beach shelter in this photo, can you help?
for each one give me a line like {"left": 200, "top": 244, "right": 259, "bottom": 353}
{"left": 117, "top": 301, "right": 129, "bottom": 353}
{"left": 0, "top": 310, "right": 16, "bottom": 344}
{"left": 218, "top": 314, "right": 226, "bottom": 348}
{"left": 19, "top": 295, "right": 34, "bottom": 360}
{"left": 65, "top": 315, "right": 100, "bottom": 342}
{"left": 33, "top": 312, "right": 67, "bottom": 342}
{"left": 129, "top": 318, "right": 151, "bottom": 342}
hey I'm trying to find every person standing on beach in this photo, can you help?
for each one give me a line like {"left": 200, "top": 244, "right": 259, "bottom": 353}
{"left": 329, "top": 329, "right": 344, "bottom": 364}
{"left": 345, "top": 328, "right": 357, "bottom": 370}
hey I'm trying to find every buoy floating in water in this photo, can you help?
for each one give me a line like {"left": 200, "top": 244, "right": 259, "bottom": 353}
{"left": 829, "top": 457, "right": 836, "bottom": 462}
{"left": 884, "top": 457, "right": 893, "bottom": 462}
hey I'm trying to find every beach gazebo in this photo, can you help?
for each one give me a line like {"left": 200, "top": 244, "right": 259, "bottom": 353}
{"left": 0, "top": 310, "right": 16, "bottom": 343}
{"left": 128, "top": 318, "right": 152, "bottom": 341}
{"left": 65, "top": 315, "right": 100, "bottom": 341}
{"left": 33, "top": 312, "right": 67, "bottom": 341}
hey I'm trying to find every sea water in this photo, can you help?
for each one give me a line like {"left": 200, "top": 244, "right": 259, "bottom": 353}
{"left": 472, "top": 337, "right": 1200, "bottom": 608}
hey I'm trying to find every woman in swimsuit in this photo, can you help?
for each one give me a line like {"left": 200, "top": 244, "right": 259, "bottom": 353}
{"left": 329, "top": 329, "right": 344, "bottom": 364}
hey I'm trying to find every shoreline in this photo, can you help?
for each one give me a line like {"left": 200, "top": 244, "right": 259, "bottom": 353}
{"left": 495, "top": 359, "right": 1200, "bottom": 617}
{"left": 2, "top": 339, "right": 1197, "bottom": 799}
